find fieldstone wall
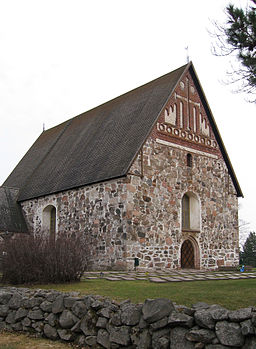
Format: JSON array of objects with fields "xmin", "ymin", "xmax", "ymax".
[
  {"xmin": 126, "ymin": 137, "xmax": 239, "ymax": 270},
  {"xmin": 21, "ymin": 134, "xmax": 239, "ymax": 271},
  {"xmin": 21, "ymin": 178, "xmax": 131, "ymax": 271},
  {"xmin": 0, "ymin": 287, "xmax": 255, "ymax": 348}
]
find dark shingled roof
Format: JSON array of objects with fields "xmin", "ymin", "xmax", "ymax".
[
  {"xmin": 3, "ymin": 62, "xmax": 243, "ymax": 201},
  {"xmin": 0, "ymin": 187, "xmax": 28, "ymax": 233},
  {"xmin": 4, "ymin": 64, "xmax": 187, "ymax": 200}
]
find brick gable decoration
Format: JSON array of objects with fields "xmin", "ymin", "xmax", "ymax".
[
  {"xmin": 155, "ymin": 72, "xmax": 220, "ymax": 157},
  {"xmin": 0, "ymin": 62, "xmax": 243, "ymax": 271}
]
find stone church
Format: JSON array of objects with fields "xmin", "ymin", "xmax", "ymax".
[{"xmin": 0, "ymin": 62, "xmax": 243, "ymax": 271}]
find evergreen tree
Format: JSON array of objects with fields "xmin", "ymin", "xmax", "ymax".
[
  {"xmin": 212, "ymin": 0, "xmax": 256, "ymax": 100},
  {"xmin": 240, "ymin": 232, "xmax": 256, "ymax": 266}
]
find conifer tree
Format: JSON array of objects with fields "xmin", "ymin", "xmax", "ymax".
[
  {"xmin": 212, "ymin": 0, "xmax": 256, "ymax": 100},
  {"xmin": 240, "ymin": 232, "xmax": 256, "ymax": 267}
]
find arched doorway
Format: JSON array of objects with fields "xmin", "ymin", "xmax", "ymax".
[{"xmin": 181, "ymin": 239, "xmax": 195, "ymax": 268}]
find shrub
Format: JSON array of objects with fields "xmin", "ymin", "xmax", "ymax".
[{"xmin": 0, "ymin": 232, "xmax": 89, "ymax": 284}]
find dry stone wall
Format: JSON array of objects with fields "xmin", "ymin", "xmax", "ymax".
[{"xmin": 0, "ymin": 287, "xmax": 256, "ymax": 348}]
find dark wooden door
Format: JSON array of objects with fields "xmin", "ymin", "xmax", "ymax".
[{"xmin": 181, "ymin": 240, "xmax": 195, "ymax": 268}]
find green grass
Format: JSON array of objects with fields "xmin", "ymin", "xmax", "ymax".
[
  {"xmin": 25, "ymin": 278, "xmax": 256, "ymax": 310},
  {"xmin": 0, "ymin": 332, "xmax": 72, "ymax": 349}
]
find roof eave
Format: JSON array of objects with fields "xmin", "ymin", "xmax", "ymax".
[{"xmin": 17, "ymin": 174, "xmax": 128, "ymax": 203}]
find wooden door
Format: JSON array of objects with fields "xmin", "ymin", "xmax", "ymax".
[{"xmin": 181, "ymin": 240, "xmax": 195, "ymax": 268}]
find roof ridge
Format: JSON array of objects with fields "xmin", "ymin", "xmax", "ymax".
[
  {"xmin": 126, "ymin": 63, "xmax": 190, "ymax": 174},
  {"xmin": 43, "ymin": 63, "xmax": 190, "ymax": 133}
]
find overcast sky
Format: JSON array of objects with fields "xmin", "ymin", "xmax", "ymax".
[{"xmin": 0, "ymin": 0, "xmax": 255, "ymax": 243}]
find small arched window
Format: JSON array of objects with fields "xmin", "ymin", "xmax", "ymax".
[
  {"xmin": 182, "ymin": 194, "xmax": 190, "ymax": 229},
  {"xmin": 50, "ymin": 206, "xmax": 56, "ymax": 236},
  {"xmin": 182, "ymin": 192, "xmax": 200, "ymax": 231},
  {"xmin": 187, "ymin": 153, "xmax": 192, "ymax": 167},
  {"xmin": 42, "ymin": 205, "xmax": 57, "ymax": 238}
]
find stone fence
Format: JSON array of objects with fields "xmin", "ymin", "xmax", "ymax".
[{"xmin": 0, "ymin": 287, "xmax": 255, "ymax": 348}]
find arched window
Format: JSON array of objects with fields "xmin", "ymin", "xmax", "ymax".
[
  {"xmin": 182, "ymin": 192, "xmax": 200, "ymax": 231},
  {"xmin": 50, "ymin": 206, "xmax": 56, "ymax": 235},
  {"xmin": 42, "ymin": 205, "xmax": 57, "ymax": 238},
  {"xmin": 182, "ymin": 194, "xmax": 190, "ymax": 229},
  {"xmin": 187, "ymin": 153, "xmax": 192, "ymax": 167}
]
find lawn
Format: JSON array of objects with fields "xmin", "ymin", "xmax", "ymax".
[
  {"xmin": 0, "ymin": 332, "xmax": 73, "ymax": 349},
  {"xmin": 26, "ymin": 278, "xmax": 256, "ymax": 310}
]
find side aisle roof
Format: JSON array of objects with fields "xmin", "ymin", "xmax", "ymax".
[{"xmin": 0, "ymin": 187, "xmax": 28, "ymax": 233}]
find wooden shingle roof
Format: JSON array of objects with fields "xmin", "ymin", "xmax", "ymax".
[{"xmin": 3, "ymin": 62, "xmax": 243, "ymax": 202}]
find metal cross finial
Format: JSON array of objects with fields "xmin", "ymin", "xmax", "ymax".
[{"xmin": 185, "ymin": 46, "xmax": 190, "ymax": 63}]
